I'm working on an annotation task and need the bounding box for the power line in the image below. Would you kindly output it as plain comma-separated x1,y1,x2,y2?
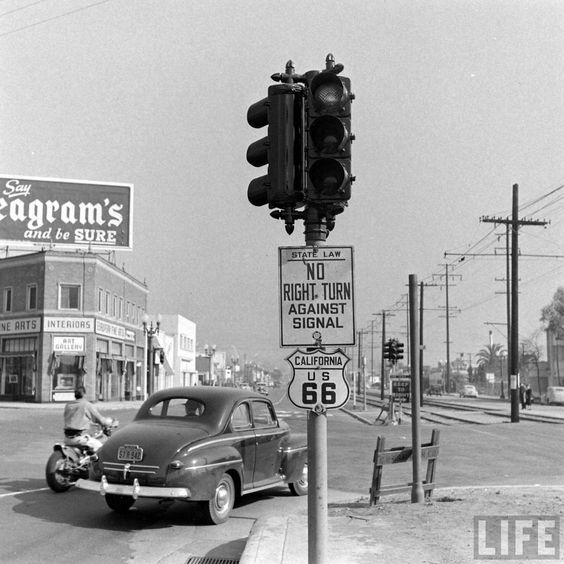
0,0,48,20
0,0,111,39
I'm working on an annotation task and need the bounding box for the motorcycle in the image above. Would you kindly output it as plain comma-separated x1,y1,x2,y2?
45,420,118,493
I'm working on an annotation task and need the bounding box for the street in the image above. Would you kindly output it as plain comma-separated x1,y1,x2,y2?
1,390,564,562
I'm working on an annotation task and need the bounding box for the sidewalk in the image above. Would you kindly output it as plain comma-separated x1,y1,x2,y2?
240,485,564,564
0,400,144,410
241,404,564,563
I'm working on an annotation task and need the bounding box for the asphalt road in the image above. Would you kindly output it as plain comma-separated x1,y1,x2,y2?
0,390,563,563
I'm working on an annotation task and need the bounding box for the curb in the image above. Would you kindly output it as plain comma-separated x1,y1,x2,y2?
0,401,143,410
239,516,291,564
340,407,378,425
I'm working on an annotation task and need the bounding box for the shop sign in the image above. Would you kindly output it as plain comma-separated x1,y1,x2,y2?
96,319,135,341
0,316,40,334
53,336,85,353
391,378,411,402
0,175,133,250
44,317,94,332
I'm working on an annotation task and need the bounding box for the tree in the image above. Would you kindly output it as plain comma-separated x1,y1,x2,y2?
540,287,564,386
540,287,564,338
521,331,543,394
476,343,506,392
476,343,506,370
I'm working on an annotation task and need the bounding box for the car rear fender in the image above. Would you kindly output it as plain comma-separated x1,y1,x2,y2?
166,443,244,500
279,432,307,483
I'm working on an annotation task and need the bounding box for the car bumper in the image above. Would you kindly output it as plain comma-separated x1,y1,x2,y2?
76,476,191,500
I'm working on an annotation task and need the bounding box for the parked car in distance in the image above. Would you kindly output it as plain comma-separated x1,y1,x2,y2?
545,386,564,405
256,384,269,396
460,384,479,398
238,382,251,390
425,385,443,396
76,387,308,524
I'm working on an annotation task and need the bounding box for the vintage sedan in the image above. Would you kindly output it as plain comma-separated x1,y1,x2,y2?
76,387,308,524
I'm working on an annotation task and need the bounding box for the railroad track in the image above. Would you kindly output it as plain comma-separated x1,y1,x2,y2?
363,393,564,425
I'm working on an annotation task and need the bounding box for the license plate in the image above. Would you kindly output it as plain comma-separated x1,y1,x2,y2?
117,444,144,462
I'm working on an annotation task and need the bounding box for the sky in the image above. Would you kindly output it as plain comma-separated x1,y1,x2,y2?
1,0,564,376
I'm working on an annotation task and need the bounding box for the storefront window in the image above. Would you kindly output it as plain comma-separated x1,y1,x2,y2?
0,337,37,400
51,355,85,391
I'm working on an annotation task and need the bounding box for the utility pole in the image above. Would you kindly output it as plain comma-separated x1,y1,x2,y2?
433,266,461,393
481,183,548,422
418,281,442,405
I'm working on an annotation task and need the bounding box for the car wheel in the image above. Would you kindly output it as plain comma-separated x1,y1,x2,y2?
45,451,73,493
289,463,308,496
105,493,135,513
200,473,235,525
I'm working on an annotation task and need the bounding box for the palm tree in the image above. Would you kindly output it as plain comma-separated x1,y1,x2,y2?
476,343,506,394
476,343,506,369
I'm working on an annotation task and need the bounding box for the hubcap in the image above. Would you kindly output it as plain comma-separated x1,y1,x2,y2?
299,465,308,487
216,483,229,510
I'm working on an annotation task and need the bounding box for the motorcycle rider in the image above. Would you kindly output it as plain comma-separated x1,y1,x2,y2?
63,386,113,453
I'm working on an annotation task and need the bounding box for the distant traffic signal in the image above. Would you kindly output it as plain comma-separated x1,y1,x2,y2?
395,341,404,361
383,339,393,361
246,83,305,220
305,63,353,209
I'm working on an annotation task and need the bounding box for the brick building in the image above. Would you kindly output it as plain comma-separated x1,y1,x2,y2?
0,250,148,402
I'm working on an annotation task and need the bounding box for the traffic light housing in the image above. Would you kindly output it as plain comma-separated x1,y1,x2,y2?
305,68,353,209
395,341,404,361
246,83,305,213
383,339,393,361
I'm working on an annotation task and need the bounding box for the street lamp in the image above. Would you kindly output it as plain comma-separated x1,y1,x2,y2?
204,344,216,386
142,313,161,398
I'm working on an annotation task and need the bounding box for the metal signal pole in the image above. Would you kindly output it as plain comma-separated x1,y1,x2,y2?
409,274,424,502
305,210,328,564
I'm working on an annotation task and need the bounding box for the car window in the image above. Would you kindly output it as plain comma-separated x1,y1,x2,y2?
231,403,252,431
251,400,277,429
148,398,205,418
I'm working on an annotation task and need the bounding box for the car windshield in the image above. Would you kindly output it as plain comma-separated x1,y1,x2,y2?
148,397,206,418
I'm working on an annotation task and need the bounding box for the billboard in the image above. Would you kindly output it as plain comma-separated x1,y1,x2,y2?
0,175,133,250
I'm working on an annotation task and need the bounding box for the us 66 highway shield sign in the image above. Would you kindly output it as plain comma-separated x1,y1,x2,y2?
286,348,350,410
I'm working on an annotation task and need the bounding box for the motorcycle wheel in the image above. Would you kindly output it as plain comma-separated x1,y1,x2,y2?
45,451,73,493
105,493,135,513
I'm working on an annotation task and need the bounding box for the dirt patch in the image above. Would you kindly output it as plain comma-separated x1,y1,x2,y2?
328,486,564,563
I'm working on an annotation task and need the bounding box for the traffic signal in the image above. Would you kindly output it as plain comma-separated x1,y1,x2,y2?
383,339,393,361
246,83,305,218
305,64,353,209
395,341,404,361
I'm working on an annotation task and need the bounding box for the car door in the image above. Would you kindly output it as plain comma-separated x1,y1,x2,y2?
250,399,286,487
229,401,256,489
